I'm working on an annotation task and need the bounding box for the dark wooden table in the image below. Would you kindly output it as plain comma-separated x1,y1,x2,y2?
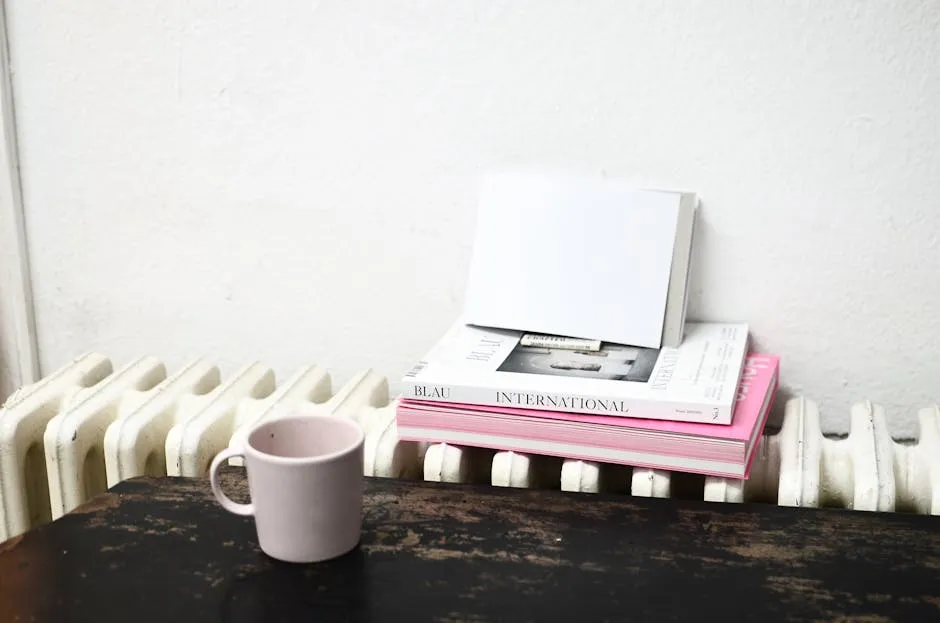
1,468,938,622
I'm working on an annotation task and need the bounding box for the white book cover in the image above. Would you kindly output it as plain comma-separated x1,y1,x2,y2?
462,172,698,349
402,320,750,424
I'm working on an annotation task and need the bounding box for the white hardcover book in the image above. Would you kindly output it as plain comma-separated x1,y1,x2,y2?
462,172,698,349
402,320,749,424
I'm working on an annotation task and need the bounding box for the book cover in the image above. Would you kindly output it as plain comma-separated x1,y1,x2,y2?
402,319,749,424
397,354,779,479
461,172,698,349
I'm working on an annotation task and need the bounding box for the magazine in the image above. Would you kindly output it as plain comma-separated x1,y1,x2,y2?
401,319,749,424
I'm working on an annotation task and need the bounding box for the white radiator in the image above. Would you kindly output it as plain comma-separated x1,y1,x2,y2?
1,353,938,541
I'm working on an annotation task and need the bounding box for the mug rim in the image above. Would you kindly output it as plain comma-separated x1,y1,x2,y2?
244,414,365,466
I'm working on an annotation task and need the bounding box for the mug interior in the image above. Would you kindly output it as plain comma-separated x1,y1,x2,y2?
247,416,363,461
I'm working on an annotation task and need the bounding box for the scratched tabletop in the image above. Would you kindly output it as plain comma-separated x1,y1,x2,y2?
1,467,938,622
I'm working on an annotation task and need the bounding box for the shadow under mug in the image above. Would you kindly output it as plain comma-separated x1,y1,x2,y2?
209,414,365,563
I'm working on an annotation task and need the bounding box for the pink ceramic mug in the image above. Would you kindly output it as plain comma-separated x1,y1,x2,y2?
209,414,365,563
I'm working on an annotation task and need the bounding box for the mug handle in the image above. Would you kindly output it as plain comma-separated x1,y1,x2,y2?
209,447,255,516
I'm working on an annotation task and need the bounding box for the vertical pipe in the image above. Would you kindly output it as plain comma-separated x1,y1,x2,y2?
0,0,40,402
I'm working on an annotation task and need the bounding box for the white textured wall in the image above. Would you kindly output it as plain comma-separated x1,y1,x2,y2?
6,1,939,437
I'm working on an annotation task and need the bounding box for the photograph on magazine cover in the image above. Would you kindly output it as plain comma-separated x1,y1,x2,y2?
496,343,661,382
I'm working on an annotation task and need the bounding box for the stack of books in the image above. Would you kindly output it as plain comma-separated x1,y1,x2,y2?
395,172,779,480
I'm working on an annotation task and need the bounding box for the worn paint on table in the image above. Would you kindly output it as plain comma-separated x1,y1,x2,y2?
0,466,938,622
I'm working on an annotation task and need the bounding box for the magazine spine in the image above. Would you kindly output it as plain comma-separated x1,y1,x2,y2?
400,381,733,424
